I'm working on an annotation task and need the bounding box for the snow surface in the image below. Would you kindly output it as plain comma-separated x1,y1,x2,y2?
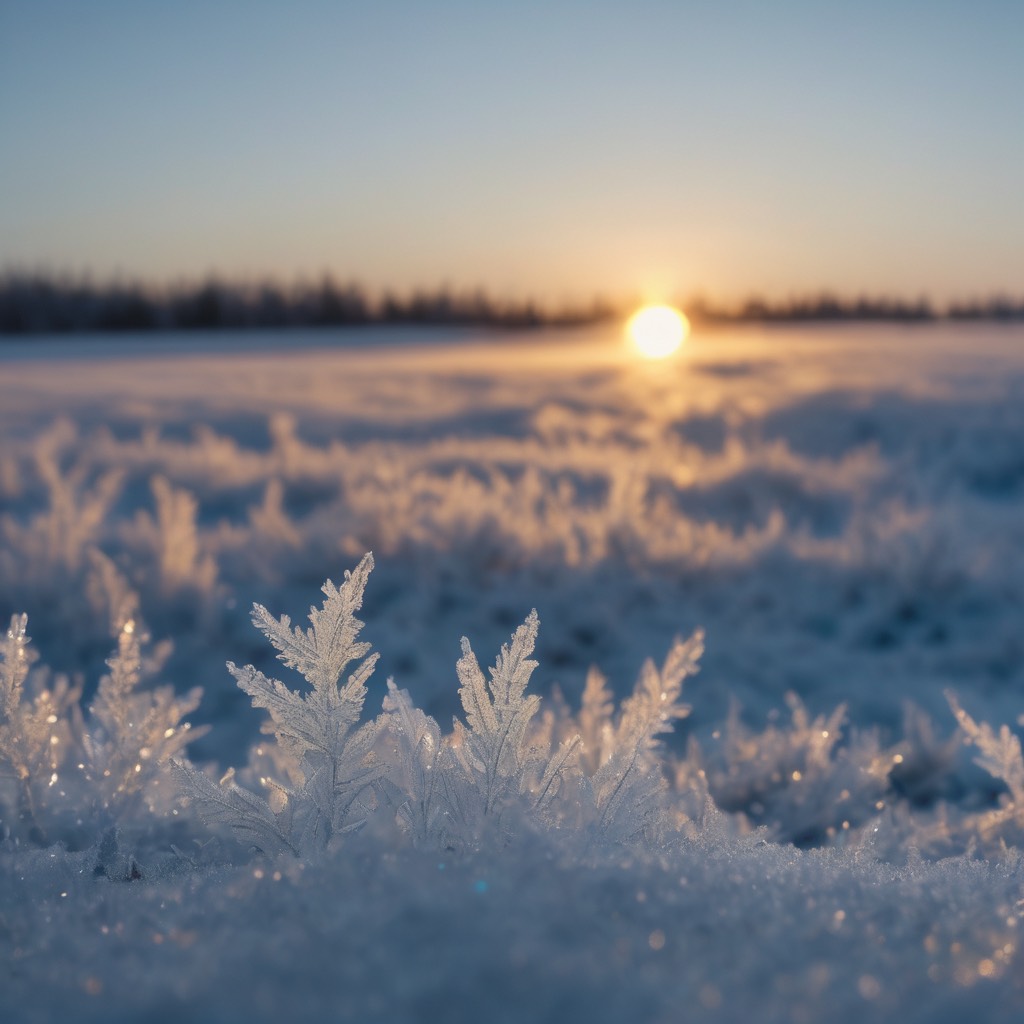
3,322,1024,1021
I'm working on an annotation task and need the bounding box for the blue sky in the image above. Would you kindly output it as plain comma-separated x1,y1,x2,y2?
1,1,1022,304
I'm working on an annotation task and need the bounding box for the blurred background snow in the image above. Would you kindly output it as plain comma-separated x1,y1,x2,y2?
3,322,1023,760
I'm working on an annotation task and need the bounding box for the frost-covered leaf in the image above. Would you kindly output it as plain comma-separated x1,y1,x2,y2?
183,554,383,855
144,475,217,592
0,613,32,724
83,570,205,819
0,614,84,844
452,610,581,835
455,611,545,815
947,691,1024,805
230,663,332,763
251,552,375,692
0,613,44,840
533,733,582,814
171,760,296,856
947,690,1024,843
612,628,701,754
589,630,703,844
383,680,450,844
2,592,198,844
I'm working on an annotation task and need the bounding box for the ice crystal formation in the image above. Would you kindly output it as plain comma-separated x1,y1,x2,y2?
1,558,200,850
4,550,1024,866
173,554,702,856
175,554,383,856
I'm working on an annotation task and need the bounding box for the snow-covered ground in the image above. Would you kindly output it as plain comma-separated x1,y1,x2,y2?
3,322,1024,1021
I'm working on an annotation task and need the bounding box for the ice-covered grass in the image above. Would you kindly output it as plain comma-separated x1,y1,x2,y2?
3,322,1024,1021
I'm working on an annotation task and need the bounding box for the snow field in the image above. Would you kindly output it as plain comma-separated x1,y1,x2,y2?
3,322,1024,1021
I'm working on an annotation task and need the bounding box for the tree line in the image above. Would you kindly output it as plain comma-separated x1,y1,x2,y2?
0,272,614,335
688,293,1024,324
1,270,1022,335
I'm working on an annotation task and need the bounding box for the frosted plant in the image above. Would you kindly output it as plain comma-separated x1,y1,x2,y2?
385,609,702,851
268,411,319,479
382,680,451,847
449,610,581,837
947,691,1024,844
1,614,70,843
701,693,898,847
888,702,959,805
172,759,299,856
381,609,705,852
81,601,203,820
137,476,217,593
0,614,83,845
0,424,123,578
176,553,383,856
576,666,615,776
0,616,34,769
587,630,702,844
1,594,199,845
248,479,301,549
0,436,138,668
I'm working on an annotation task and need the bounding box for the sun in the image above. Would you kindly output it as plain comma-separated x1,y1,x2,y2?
627,304,690,359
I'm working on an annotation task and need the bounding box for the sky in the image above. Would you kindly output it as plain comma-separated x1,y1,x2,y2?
1,0,1022,306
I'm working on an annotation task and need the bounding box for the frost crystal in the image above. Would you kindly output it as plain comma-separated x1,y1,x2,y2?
451,609,581,835
382,680,449,846
84,610,202,818
1,614,81,844
2,558,202,847
178,553,382,854
1,613,45,840
590,630,702,842
947,690,1024,843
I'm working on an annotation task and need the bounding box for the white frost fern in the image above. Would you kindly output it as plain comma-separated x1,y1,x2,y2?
2,568,201,847
176,561,709,857
947,690,1024,843
75,551,204,821
83,614,202,819
382,680,450,846
589,629,702,843
0,613,54,842
176,553,382,855
451,609,581,831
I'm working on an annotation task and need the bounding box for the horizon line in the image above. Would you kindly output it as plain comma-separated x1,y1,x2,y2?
2,268,1024,334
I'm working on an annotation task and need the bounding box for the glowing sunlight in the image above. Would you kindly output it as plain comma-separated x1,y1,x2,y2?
627,304,690,359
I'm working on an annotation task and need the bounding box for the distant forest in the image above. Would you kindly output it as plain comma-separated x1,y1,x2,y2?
688,293,1024,325
0,272,611,334
1,271,1023,335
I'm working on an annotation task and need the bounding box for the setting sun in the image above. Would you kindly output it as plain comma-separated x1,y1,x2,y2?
627,305,690,359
